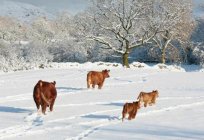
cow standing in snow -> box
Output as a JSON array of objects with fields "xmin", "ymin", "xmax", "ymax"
[
  {"xmin": 122, "ymin": 101, "xmax": 140, "ymax": 122},
  {"xmin": 87, "ymin": 69, "xmax": 110, "ymax": 89},
  {"xmin": 33, "ymin": 80, "xmax": 57, "ymax": 114},
  {"xmin": 137, "ymin": 90, "xmax": 159, "ymax": 107}
]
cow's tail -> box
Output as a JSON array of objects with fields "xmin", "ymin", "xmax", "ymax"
[{"xmin": 39, "ymin": 80, "xmax": 50, "ymax": 106}]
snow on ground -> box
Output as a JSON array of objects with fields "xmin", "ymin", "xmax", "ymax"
[{"xmin": 0, "ymin": 62, "xmax": 204, "ymax": 140}]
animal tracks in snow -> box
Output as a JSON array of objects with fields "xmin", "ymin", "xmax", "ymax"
[
  {"xmin": 0, "ymin": 73, "xmax": 151, "ymax": 104},
  {"xmin": 0, "ymin": 124, "xmax": 31, "ymax": 140},
  {"xmin": 108, "ymin": 73, "xmax": 150, "ymax": 87},
  {"xmin": 64, "ymin": 99, "xmax": 204, "ymax": 140},
  {"xmin": 0, "ymin": 70, "xmax": 203, "ymax": 140},
  {"xmin": 0, "ymin": 95, "xmax": 204, "ymax": 140},
  {"xmin": 0, "ymin": 93, "xmax": 32, "ymax": 103},
  {"xmin": 138, "ymin": 101, "xmax": 204, "ymax": 117},
  {"xmin": 0, "ymin": 112, "xmax": 44, "ymax": 139}
]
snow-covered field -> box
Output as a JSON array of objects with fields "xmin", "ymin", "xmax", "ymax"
[{"xmin": 0, "ymin": 63, "xmax": 204, "ymax": 140}]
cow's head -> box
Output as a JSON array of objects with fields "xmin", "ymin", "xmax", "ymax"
[
  {"xmin": 133, "ymin": 101, "xmax": 141, "ymax": 109},
  {"xmin": 153, "ymin": 90, "xmax": 159, "ymax": 97},
  {"xmin": 102, "ymin": 69, "xmax": 110, "ymax": 78}
]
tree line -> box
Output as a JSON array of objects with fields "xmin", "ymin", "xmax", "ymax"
[{"xmin": 0, "ymin": 0, "xmax": 203, "ymax": 71}]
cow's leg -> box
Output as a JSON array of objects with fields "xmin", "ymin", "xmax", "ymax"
[
  {"xmin": 144, "ymin": 102, "xmax": 147, "ymax": 107},
  {"xmin": 42, "ymin": 102, "xmax": 47, "ymax": 115},
  {"xmin": 36, "ymin": 101, "xmax": 40, "ymax": 110},
  {"xmin": 122, "ymin": 113, "xmax": 125, "ymax": 122},
  {"xmin": 87, "ymin": 84, "xmax": 90, "ymax": 88},
  {"xmin": 50, "ymin": 99, "xmax": 56, "ymax": 112},
  {"xmin": 148, "ymin": 100, "xmax": 153, "ymax": 106},
  {"xmin": 37, "ymin": 106, "xmax": 41, "ymax": 115},
  {"xmin": 92, "ymin": 83, "xmax": 95, "ymax": 88},
  {"xmin": 98, "ymin": 82, "xmax": 103, "ymax": 89},
  {"xmin": 132, "ymin": 110, "xmax": 137, "ymax": 119},
  {"xmin": 87, "ymin": 81, "xmax": 91, "ymax": 88},
  {"xmin": 128, "ymin": 111, "xmax": 133, "ymax": 120},
  {"xmin": 34, "ymin": 98, "xmax": 42, "ymax": 114},
  {"xmin": 33, "ymin": 96, "xmax": 40, "ymax": 110},
  {"xmin": 128, "ymin": 113, "xmax": 132, "ymax": 120}
]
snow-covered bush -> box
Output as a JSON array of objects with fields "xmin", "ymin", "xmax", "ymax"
[
  {"xmin": 0, "ymin": 16, "xmax": 28, "ymax": 43},
  {"xmin": 22, "ymin": 41, "xmax": 53, "ymax": 68},
  {"xmin": 0, "ymin": 43, "xmax": 26, "ymax": 72},
  {"xmin": 86, "ymin": 43, "xmax": 118, "ymax": 63},
  {"xmin": 189, "ymin": 44, "xmax": 204, "ymax": 65},
  {"xmin": 49, "ymin": 40, "xmax": 88, "ymax": 63}
]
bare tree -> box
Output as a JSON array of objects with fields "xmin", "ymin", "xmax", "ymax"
[
  {"xmin": 77, "ymin": 0, "xmax": 159, "ymax": 67},
  {"xmin": 151, "ymin": 0, "xmax": 195, "ymax": 64}
]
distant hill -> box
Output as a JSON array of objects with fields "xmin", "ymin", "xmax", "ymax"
[
  {"xmin": 0, "ymin": 0, "xmax": 204, "ymax": 23},
  {"xmin": 0, "ymin": 0, "xmax": 53, "ymax": 23}
]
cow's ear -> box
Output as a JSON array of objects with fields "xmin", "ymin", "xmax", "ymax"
[{"xmin": 53, "ymin": 81, "xmax": 56, "ymax": 85}]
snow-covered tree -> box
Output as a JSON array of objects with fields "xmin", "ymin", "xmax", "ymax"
[
  {"xmin": 0, "ymin": 16, "xmax": 28, "ymax": 43},
  {"xmin": 0, "ymin": 42, "xmax": 26, "ymax": 72},
  {"xmin": 49, "ymin": 40, "xmax": 88, "ymax": 63},
  {"xmin": 22, "ymin": 41, "xmax": 53, "ymax": 68},
  {"xmin": 52, "ymin": 12, "xmax": 74, "ymax": 42},
  {"xmin": 151, "ymin": 0, "xmax": 194, "ymax": 64},
  {"xmin": 77, "ymin": 0, "xmax": 159, "ymax": 67},
  {"xmin": 186, "ymin": 42, "xmax": 204, "ymax": 65},
  {"xmin": 31, "ymin": 17, "xmax": 55, "ymax": 44}
]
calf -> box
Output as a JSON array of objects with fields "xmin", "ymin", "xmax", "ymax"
[
  {"xmin": 122, "ymin": 101, "xmax": 140, "ymax": 122},
  {"xmin": 87, "ymin": 69, "xmax": 110, "ymax": 89},
  {"xmin": 33, "ymin": 80, "xmax": 57, "ymax": 114},
  {"xmin": 137, "ymin": 90, "xmax": 159, "ymax": 107}
]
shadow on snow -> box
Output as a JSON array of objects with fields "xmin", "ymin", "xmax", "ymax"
[
  {"xmin": 56, "ymin": 87, "xmax": 86, "ymax": 94},
  {"xmin": 102, "ymin": 124, "xmax": 204, "ymax": 140},
  {"xmin": 103, "ymin": 102, "xmax": 124, "ymax": 107},
  {"xmin": 0, "ymin": 106, "xmax": 31, "ymax": 113},
  {"xmin": 83, "ymin": 114, "xmax": 120, "ymax": 121}
]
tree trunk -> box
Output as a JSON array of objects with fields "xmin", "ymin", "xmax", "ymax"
[
  {"xmin": 122, "ymin": 52, "xmax": 130, "ymax": 68},
  {"xmin": 161, "ymin": 30, "xmax": 171, "ymax": 64},
  {"xmin": 161, "ymin": 47, "xmax": 166, "ymax": 64}
]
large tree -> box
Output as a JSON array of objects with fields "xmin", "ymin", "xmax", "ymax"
[
  {"xmin": 77, "ymin": 0, "xmax": 159, "ymax": 67},
  {"xmin": 151, "ymin": 0, "xmax": 194, "ymax": 64}
]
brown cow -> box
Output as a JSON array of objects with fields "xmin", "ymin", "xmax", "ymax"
[
  {"xmin": 33, "ymin": 80, "xmax": 57, "ymax": 114},
  {"xmin": 87, "ymin": 69, "xmax": 110, "ymax": 89},
  {"xmin": 137, "ymin": 90, "xmax": 159, "ymax": 107},
  {"xmin": 122, "ymin": 101, "xmax": 140, "ymax": 122}
]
